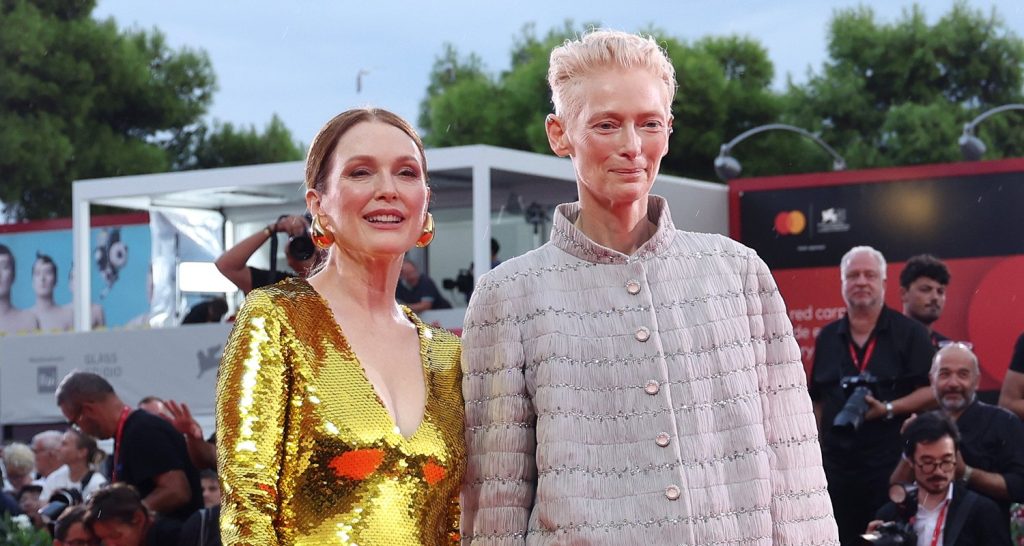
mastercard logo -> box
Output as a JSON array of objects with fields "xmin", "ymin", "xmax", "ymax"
[{"xmin": 774, "ymin": 210, "xmax": 807, "ymax": 235}]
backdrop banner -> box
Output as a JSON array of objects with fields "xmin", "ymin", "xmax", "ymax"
[{"xmin": 0, "ymin": 323, "xmax": 231, "ymax": 424}]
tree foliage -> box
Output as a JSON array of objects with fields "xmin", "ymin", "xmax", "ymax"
[
  {"xmin": 0, "ymin": 0, "xmax": 304, "ymax": 220},
  {"xmin": 785, "ymin": 1, "xmax": 1024, "ymax": 169},
  {"xmin": 418, "ymin": 22, "xmax": 808, "ymax": 181},
  {"xmin": 177, "ymin": 114, "xmax": 304, "ymax": 170},
  {"xmin": 419, "ymin": 3, "xmax": 1024, "ymax": 182}
]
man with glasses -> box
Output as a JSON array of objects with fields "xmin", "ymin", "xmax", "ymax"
[
  {"xmin": 810, "ymin": 245, "xmax": 936, "ymax": 543},
  {"xmin": 871, "ymin": 411, "xmax": 1010, "ymax": 545},
  {"xmin": 891, "ymin": 341, "xmax": 1024, "ymax": 523}
]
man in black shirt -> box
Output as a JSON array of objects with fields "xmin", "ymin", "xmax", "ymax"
[
  {"xmin": 215, "ymin": 214, "xmax": 316, "ymax": 294},
  {"xmin": 894, "ymin": 342, "xmax": 1024, "ymax": 521},
  {"xmin": 810, "ymin": 245, "xmax": 936, "ymax": 544},
  {"xmin": 899, "ymin": 254, "xmax": 951, "ymax": 347},
  {"xmin": 396, "ymin": 260, "xmax": 450, "ymax": 312},
  {"xmin": 998, "ymin": 332, "xmax": 1024, "ymax": 419},
  {"xmin": 55, "ymin": 371, "xmax": 202, "ymax": 522}
]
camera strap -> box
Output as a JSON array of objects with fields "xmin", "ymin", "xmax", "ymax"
[{"xmin": 848, "ymin": 336, "xmax": 878, "ymax": 373}]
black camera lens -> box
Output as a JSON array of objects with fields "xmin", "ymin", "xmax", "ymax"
[{"xmin": 287, "ymin": 234, "xmax": 316, "ymax": 261}]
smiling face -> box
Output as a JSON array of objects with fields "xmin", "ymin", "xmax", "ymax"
[
  {"xmin": 931, "ymin": 345, "xmax": 978, "ymax": 415},
  {"xmin": 546, "ymin": 66, "xmax": 672, "ymax": 211},
  {"xmin": 307, "ymin": 121, "xmax": 428, "ymax": 259}
]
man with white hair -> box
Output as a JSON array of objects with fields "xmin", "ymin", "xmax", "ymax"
[
  {"xmin": 810, "ymin": 245, "xmax": 936, "ymax": 544},
  {"xmin": 30, "ymin": 429, "xmax": 63, "ymax": 479},
  {"xmin": 891, "ymin": 342, "xmax": 1024, "ymax": 522}
]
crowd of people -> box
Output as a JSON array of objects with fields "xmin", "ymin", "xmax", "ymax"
[{"xmin": 3, "ymin": 28, "xmax": 1024, "ymax": 546}]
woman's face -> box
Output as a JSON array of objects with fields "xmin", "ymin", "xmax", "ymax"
[
  {"xmin": 59, "ymin": 430, "xmax": 86, "ymax": 465},
  {"xmin": 549, "ymin": 66, "xmax": 672, "ymax": 210},
  {"xmin": 33, "ymin": 260, "xmax": 56, "ymax": 297},
  {"xmin": 310, "ymin": 121, "xmax": 428, "ymax": 259}
]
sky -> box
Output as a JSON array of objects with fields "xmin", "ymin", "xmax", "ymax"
[{"xmin": 93, "ymin": 0, "xmax": 1024, "ymax": 145}]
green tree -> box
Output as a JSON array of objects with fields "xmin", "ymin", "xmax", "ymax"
[
  {"xmin": 178, "ymin": 114, "xmax": 304, "ymax": 170},
  {"xmin": 418, "ymin": 23, "xmax": 791, "ymax": 181},
  {"xmin": 784, "ymin": 2, "xmax": 1024, "ymax": 169},
  {"xmin": 0, "ymin": 0, "xmax": 216, "ymax": 220}
]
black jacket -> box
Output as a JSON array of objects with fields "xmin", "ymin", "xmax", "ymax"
[{"xmin": 875, "ymin": 482, "xmax": 1010, "ymax": 546}]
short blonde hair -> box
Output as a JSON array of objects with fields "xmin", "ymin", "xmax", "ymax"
[
  {"xmin": 3, "ymin": 442, "xmax": 35, "ymax": 476},
  {"xmin": 547, "ymin": 29, "xmax": 677, "ymax": 121}
]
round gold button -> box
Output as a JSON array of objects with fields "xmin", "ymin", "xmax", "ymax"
[
  {"xmin": 626, "ymin": 279, "xmax": 641, "ymax": 295},
  {"xmin": 655, "ymin": 432, "xmax": 670, "ymax": 447},
  {"xmin": 665, "ymin": 485, "xmax": 681, "ymax": 500},
  {"xmin": 635, "ymin": 327, "xmax": 651, "ymax": 342},
  {"xmin": 644, "ymin": 380, "xmax": 660, "ymax": 395}
]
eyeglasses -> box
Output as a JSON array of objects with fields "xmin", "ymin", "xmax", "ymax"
[
  {"xmin": 938, "ymin": 340, "xmax": 973, "ymax": 350},
  {"xmin": 915, "ymin": 459, "xmax": 956, "ymax": 473}
]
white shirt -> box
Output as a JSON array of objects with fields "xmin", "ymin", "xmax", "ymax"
[
  {"xmin": 913, "ymin": 485, "xmax": 954, "ymax": 546},
  {"xmin": 38, "ymin": 464, "xmax": 107, "ymax": 503}
]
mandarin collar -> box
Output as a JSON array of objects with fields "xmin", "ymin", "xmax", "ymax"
[{"xmin": 549, "ymin": 195, "xmax": 676, "ymax": 264}]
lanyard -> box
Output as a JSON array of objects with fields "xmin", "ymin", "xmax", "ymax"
[
  {"xmin": 848, "ymin": 336, "xmax": 877, "ymax": 373},
  {"xmin": 930, "ymin": 499, "xmax": 950, "ymax": 546},
  {"xmin": 111, "ymin": 405, "xmax": 133, "ymax": 483}
]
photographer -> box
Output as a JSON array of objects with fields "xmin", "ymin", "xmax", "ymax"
[
  {"xmin": 214, "ymin": 214, "xmax": 317, "ymax": 294},
  {"xmin": 810, "ymin": 246, "xmax": 936, "ymax": 544},
  {"xmin": 396, "ymin": 260, "xmax": 450, "ymax": 312},
  {"xmin": 868, "ymin": 411, "xmax": 1009, "ymax": 545}
]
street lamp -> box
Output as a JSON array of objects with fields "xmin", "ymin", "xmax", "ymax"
[
  {"xmin": 714, "ymin": 123, "xmax": 847, "ymax": 181},
  {"xmin": 959, "ymin": 104, "xmax": 1024, "ymax": 161}
]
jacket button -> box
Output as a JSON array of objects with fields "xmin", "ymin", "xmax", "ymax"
[{"xmin": 635, "ymin": 327, "xmax": 650, "ymax": 342}]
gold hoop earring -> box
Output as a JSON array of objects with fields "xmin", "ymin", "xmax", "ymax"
[
  {"xmin": 310, "ymin": 214, "xmax": 335, "ymax": 249},
  {"xmin": 415, "ymin": 213, "xmax": 434, "ymax": 248}
]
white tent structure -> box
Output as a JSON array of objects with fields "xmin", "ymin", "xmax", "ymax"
[{"xmin": 71, "ymin": 144, "xmax": 728, "ymax": 331}]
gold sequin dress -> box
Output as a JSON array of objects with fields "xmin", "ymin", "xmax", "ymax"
[{"xmin": 216, "ymin": 277, "xmax": 465, "ymax": 545}]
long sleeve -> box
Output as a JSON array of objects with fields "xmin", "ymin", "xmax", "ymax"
[
  {"xmin": 216, "ymin": 290, "xmax": 288, "ymax": 545},
  {"xmin": 743, "ymin": 251, "xmax": 840, "ymax": 545},
  {"xmin": 460, "ymin": 275, "xmax": 536, "ymax": 545}
]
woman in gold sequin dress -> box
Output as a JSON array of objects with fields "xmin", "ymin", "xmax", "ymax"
[{"xmin": 216, "ymin": 108, "xmax": 464, "ymax": 545}]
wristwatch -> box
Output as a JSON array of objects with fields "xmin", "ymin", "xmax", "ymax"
[
  {"xmin": 963, "ymin": 465, "xmax": 974, "ymax": 484},
  {"xmin": 884, "ymin": 401, "xmax": 895, "ymax": 420}
]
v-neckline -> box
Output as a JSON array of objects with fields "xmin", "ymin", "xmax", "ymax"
[{"xmin": 300, "ymin": 278, "xmax": 431, "ymax": 441}]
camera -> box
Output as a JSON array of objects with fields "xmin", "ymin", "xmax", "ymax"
[
  {"xmin": 287, "ymin": 233, "xmax": 316, "ymax": 261},
  {"xmin": 38, "ymin": 487, "xmax": 83, "ymax": 524},
  {"xmin": 862, "ymin": 483, "xmax": 918, "ymax": 545},
  {"xmin": 443, "ymin": 268, "xmax": 474, "ymax": 303},
  {"xmin": 832, "ymin": 372, "xmax": 880, "ymax": 434}
]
